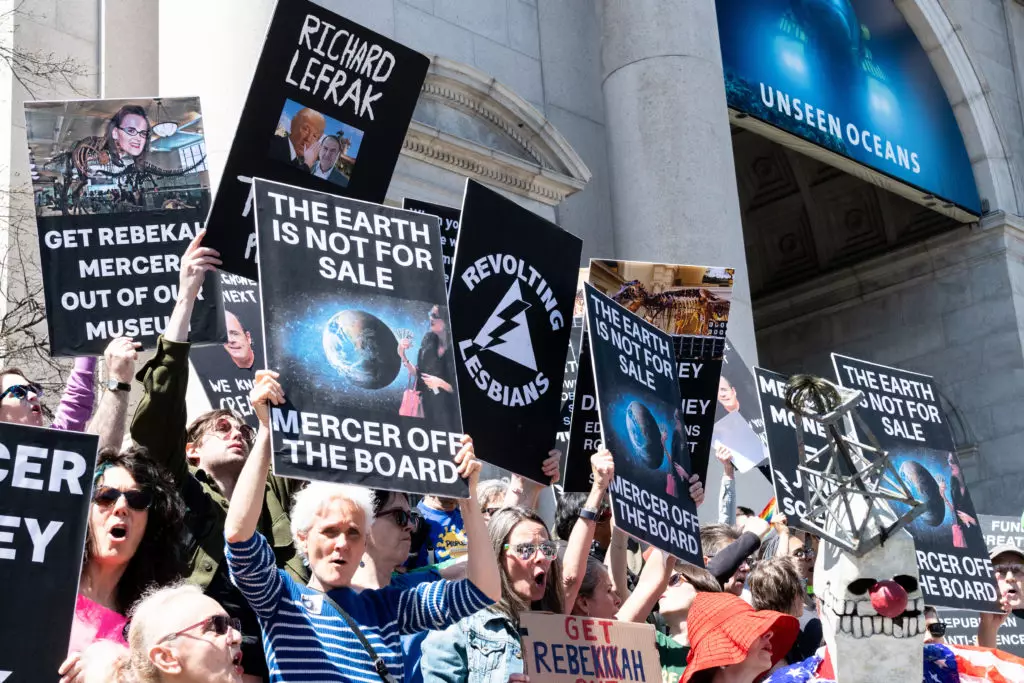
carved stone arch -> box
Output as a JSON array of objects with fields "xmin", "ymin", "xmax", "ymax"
[
  {"xmin": 401, "ymin": 56, "xmax": 591, "ymax": 206},
  {"xmin": 896, "ymin": 0, "xmax": 1021, "ymax": 216}
]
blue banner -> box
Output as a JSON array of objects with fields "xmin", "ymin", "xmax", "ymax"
[{"xmin": 717, "ymin": 0, "xmax": 980, "ymax": 213}]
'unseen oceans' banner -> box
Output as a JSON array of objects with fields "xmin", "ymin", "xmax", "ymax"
[
  {"xmin": 253, "ymin": 178, "xmax": 465, "ymax": 497},
  {"xmin": 717, "ymin": 0, "xmax": 980, "ymax": 214}
]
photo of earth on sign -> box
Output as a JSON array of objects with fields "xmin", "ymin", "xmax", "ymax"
[
  {"xmin": 322, "ymin": 310, "xmax": 401, "ymax": 389},
  {"xmin": 605, "ymin": 393, "xmax": 691, "ymax": 499}
]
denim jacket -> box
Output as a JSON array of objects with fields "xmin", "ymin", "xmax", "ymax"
[{"xmin": 420, "ymin": 608, "xmax": 524, "ymax": 683}]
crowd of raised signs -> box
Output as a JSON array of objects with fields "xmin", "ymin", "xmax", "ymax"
[{"xmin": 0, "ymin": 235, "xmax": 999, "ymax": 683}]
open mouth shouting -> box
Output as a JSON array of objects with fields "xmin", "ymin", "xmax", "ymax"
[
  {"xmin": 231, "ymin": 649, "xmax": 244, "ymax": 676},
  {"xmin": 108, "ymin": 522, "xmax": 129, "ymax": 542}
]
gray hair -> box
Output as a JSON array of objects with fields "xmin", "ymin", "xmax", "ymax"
[
  {"xmin": 291, "ymin": 482, "xmax": 375, "ymax": 560},
  {"xmin": 476, "ymin": 479, "xmax": 508, "ymax": 509},
  {"xmin": 127, "ymin": 583, "xmax": 205, "ymax": 682}
]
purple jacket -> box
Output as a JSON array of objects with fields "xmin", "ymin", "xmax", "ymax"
[{"xmin": 51, "ymin": 356, "xmax": 96, "ymax": 432}]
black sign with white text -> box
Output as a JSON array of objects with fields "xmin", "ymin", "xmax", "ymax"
[
  {"xmin": 402, "ymin": 198, "xmax": 460, "ymax": 289},
  {"xmin": 713, "ymin": 340, "xmax": 768, "ymax": 472},
  {"xmin": 833, "ymin": 354, "xmax": 999, "ymax": 613},
  {"xmin": 562, "ymin": 332, "xmax": 600, "ymax": 493},
  {"xmin": 191, "ymin": 273, "xmax": 265, "ymax": 427},
  {"xmin": 938, "ymin": 608, "xmax": 1024, "ymax": 657},
  {"xmin": 24, "ymin": 97, "xmax": 224, "ymax": 356},
  {"xmin": 675, "ymin": 349, "xmax": 723, "ymax": 485},
  {"xmin": 754, "ymin": 367, "xmax": 830, "ymax": 532},
  {"xmin": 448, "ymin": 180, "xmax": 582, "ymax": 484},
  {"xmin": 206, "ymin": 0, "xmax": 430, "ymax": 279},
  {"xmin": 585, "ymin": 284, "xmax": 702, "ymax": 565},
  {"xmin": 0, "ymin": 423, "xmax": 98, "ymax": 681},
  {"xmin": 253, "ymin": 178, "xmax": 465, "ymax": 496}
]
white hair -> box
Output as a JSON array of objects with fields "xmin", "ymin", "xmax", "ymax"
[
  {"xmin": 126, "ymin": 583, "xmax": 205, "ymax": 682},
  {"xmin": 476, "ymin": 478, "xmax": 508, "ymax": 508},
  {"xmin": 291, "ymin": 482, "xmax": 376, "ymax": 559}
]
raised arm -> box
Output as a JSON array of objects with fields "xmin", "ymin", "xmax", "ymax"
[
  {"xmin": 458, "ymin": 435, "xmax": 501, "ymax": 603},
  {"xmin": 50, "ymin": 356, "xmax": 96, "ymax": 432},
  {"xmin": 165, "ymin": 229, "xmax": 220, "ymax": 343},
  {"xmin": 563, "ymin": 450, "xmax": 614, "ymax": 612},
  {"xmin": 87, "ymin": 337, "xmax": 140, "ymax": 450},
  {"xmin": 616, "ymin": 549, "xmax": 676, "ymax": 623},
  {"xmin": 504, "ymin": 448, "xmax": 561, "ymax": 510},
  {"xmin": 715, "ymin": 444, "xmax": 736, "ymax": 525}
]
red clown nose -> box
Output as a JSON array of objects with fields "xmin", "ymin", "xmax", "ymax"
[{"xmin": 869, "ymin": 580, "xmax": 908, "ymax": 618}]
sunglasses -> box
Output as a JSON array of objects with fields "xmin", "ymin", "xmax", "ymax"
[
  {"xmin": 93, "ymin": 486, "xmax": 153, "ymax": 511},
  {"xmin": 157, "ymin": 615, "xmax": 241, "ymax": 644},
  {"xmin": 0, "ymin": 383, "xmax": 43, "ymax": 401},
  {"xmin": 995, "ymin": 563, "xmax": 1024, "ymax": 578},
  {"xmin": 483, "ymin": 507, "xmax": 502, "ymax": 517},
  {"xmin": 927, "ymin": 621, "xmax": 947, "ymax": 638},
  {"xmin": 378, "ymin": 508, "xmax": 421, "ymax": 531},
  {"xmin": 117, "ymin": 125, "xmax": 150, "ymax": 138},
  {"xmin": 504, "ymin": 541, "xmax": 558, "ymax": 561},
  {"xmin": 667, "ymin": 573, "xmax": 689, "ymax": 588},
  {"xmin": 208, "ymin": 418, "xmax": 256, "ymax": 444},
  {"xmin": 793, "ymin": 548, "xmax": 816, "ymax": 560}
]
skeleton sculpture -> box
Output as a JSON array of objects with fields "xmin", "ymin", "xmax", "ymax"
[{"xmin": 611, "ymin": 280, "xmax": 730, "ymax": 336}]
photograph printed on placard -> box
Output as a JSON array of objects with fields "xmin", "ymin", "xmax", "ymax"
[{"xmin": 270, "ymin": 98, "xmax": 364, "ymax": 189}]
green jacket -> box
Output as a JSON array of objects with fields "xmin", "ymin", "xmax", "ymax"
[{"xmin": 130, "ymin": 336, "xmax": 309, "ymax": 589}]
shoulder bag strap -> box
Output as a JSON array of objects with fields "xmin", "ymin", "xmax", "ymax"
[{"xmin": 319, "ymin": 591, "xmax": 398, "ymax": 683}]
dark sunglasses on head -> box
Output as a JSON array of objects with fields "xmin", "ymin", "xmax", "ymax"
[
  {"xmin": 93, "ymin": 486, "xmax": 153, "ymax": 511},
  {"xmin": 157, "ymin": 614, "xmax": 241, "ymax": 644},
  {"xmin": 0, "ymin": 383, "xmax": 43, "ymax": 401},
  {"xmin": 927, "ymin": 621, "xmax": 947, "ymax": 637},
  {"xmin": 378, "ymin": 508, "xmax": 421, "ymax": 530}
]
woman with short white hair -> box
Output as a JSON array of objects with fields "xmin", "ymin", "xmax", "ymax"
[{"xmin": 225, "ymin": 370, "xmax": 501, "ymax": 683}]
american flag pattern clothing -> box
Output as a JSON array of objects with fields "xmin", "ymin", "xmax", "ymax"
[
  {"xmin": 762, "ymin": 644, "xmax": 960, "ymax": 683},
  {"xmin": 952, "ymin": 644, "xmax": 1024, "ymax": 682}
]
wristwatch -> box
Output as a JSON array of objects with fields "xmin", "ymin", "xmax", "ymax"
[
  {"xmin": 106, "ymin": 379, "xmax": 131, "ymax": 392},
  {"xmin": 579, "ymin": 507, "xmax": 600, "ymax": 522}
]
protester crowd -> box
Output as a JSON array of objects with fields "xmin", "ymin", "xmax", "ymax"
[{"xmin": 0, "ymin": 236, "xmax": 1011, "ymax": 683}]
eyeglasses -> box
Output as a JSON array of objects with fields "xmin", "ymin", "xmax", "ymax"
[
  {"xmin": 504, "ymin": 541, "xmax": 558, "ymax": 561},
  {"xmin": 208, "ymin": 418, "xmax": 256, "ymax": 444},
  {"xmin": 93, "ymin": 486, "xmax": 153, "ymax": 511},
  {"xmin": 378, "ymin": 508, "xmax": 421, "ymax": 531},
  {"xmin": 483, "ymin": 507, "xmax": 502, "ymax": 517},
  {"xmin": 793, "ymin": 548, "xmax": 816, "ymax": 560},
  {"xmin": 117, "ymin": 125, "xmax": 150, "ymax": 138},
  {"xmin": 667, "ymin": 573, "xmax": 689, "ymax": 588},
  {"xmin": 926, "ymin": 621, "xmax": 947, "ymax": 637},
  {"xmin": 995, "ymin": 563, "xmax": 1024, "ymax": 578},
  {"xmin": 0, "ymin": 383, "xmax": 43, "ymax": 401},
  {"xmin": 157, "ymin": 615, "xmax": 241, "ymax": 644}
]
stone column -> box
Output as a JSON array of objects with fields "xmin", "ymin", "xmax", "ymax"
[{"xmin": 599, "ymin": 0, "xmax": 756, "ymax": 366}]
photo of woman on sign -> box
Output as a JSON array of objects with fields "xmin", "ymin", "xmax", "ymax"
[{"xmin": 398, "ymin": 304, "xmax": 457, "ymax": 423}]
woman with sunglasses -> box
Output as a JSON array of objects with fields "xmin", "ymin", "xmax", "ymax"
[
  {"xmin": 225, "ymin": 370, "xmax": 501, "ymax": 683},
  {"xmin": 61, "ymin": 447, "xmax": 185, "ymax": 676}
]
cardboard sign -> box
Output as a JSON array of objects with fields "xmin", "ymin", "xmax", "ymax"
[
  {"xmin": 562, "ymin": 332, "xmax": 600, "ymax": 493},
  {"xmin": 754, "ymin": 367, "xmax": 830, "ymax": 532},
  {"xmin": 253, "ymin": 178, "xmax": 465, "ymax": 496},
  {"xmin": 714, "ymin": 339, "xmax": 768, "ymax": 472},
  {"xmin": 401, "ymin": 198, "xmax": 460, "ymax": 289},
  {"xmin": 938, "ymin": 608, "xmax": 1024, "ymax": 657},
  {"xmin": 520, "ymin": 612, "xmax": 662, "ymax": 683},
  {"xmin": 585, "ymin": 284, "xmax": 702, "ymax": 565},
  {"xmin": 833, "ymin": 354, "xmax": 999, "ymax": 612},
  {"xmin": 0, "ymin": 423, "xmax": 98, "ymax": 681},
  {"xmin": 206, "ymin": 0, "xmax": 430, "ymax": 279},
  {"xmin": 583, "ymin": 260, "xmax": 734, "ymax": 482},
  {"xmin": 24, "ymin": 97, "xmax": 223, "ymax": 356},
  {"xmin": 448, "ymin": 180, "xmax": 582, "ymax": 484},
  {"xmin": 190, "ymin": 272, "xmax": 265, "ymax": 427}
]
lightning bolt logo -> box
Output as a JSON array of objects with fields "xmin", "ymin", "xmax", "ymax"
[
  {"xmin": 478, "ymin": 298, "xmax": 531, "ymax": 350},
  {"xmin": 459, "ymin": 281, "xmax": 538, "ymax": 371}
]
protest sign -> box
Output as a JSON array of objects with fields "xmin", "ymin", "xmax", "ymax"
[
  {"xmin": 24, "ymin": 97, "xmax": 223, "ymax": 356},
  {"xmin": 585, "ymin": 260, "xmax": 733, "ymax": 483},
  {"xmin": 448, "ymin": 180, "xmax": 582, "ymax": 484},
  {"xmin": 833, "ymin": 354, "xmax": 999, "ymax": 612},
  {"xmin": 938, "ymin": 609, "xmax": 1024, "ymax": 657},
  {"xmin": 556, "ymin": 272, "xmax": 588, "ymax": 484},
  {"xmin": 754, "ymin": 368, "xmax": 830, "ymax": 532},
  {"xmin": 584, "ymin": 283, "xmax": 702, "ymax": 564},
  {"xmin": 253, "ymin": 178, "xmax": 465, "ymax": 496},
  {"xmin": 205, "ymin": 0, "xmax": 429, "ymax": 279},
  {"xmin": 402, "ymin": 198, "xmax": 460, "ymax": 289},
  {"xmin": 714, "ymin": 339, "xmax": 768, "ymax": 472},
  {"xmin": 190, "ymin": 273, "xmax": 264, "ymax": 427},
  {"xmin": 978, "ymin": 514, "xmax": 1024, "ymax": 554},
  {"xmin": 520, "ymin": 612, "xmax": 661, "ymax": 683},
  {"xmin": 562, "ymin": 333, "xmax": 600, "ymax": 493},
  {"xmin": 0, "ymin": 423, "xmax": 98, "ymax": 681}
]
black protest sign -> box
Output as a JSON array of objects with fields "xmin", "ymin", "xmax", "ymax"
[
  {"xmin": 754, "ymin": 368, "xmax": 829, "ymax": 532},
  {"xmin": 555, "ymin": 274, "xmax": 587, "ymax": 465},
  {"xmin": 0, "ymin": 424, "xmax": 98, "ymax": 681},
  {"xmin": 584, "ymin": 283, "xmax": 702, "ymax": 565},
  {"xmin": 938, "ymin": 608, "xmax": 1024, "ymax": 656},
  {"xmin": 448, "ymin": 180, "xmax": 582, "ymax": 484},
  {"xmin": 402, "ymin": 198, "xmax": 460, "ymax": 289},
  {"xmin": 24, "ymin": 97, "xmax": 223, "ymax": 356},
  {"xmin": 205, "ymin": 0, "xmax": 429, "ymax": 280},
  {"xmin": 562, "ymin": 332, "xmax": 600, "ymax": 493},
  {"xmin": 675, "ymin": 351, "xmax": 723, "ymax": 484},
  {"xmin": 253, "ymin": 178, "xmax": 465, "ymax": 496},
  {"xmin": 191, "ymin": 273, "xmax": 264, "ymax": 427},
  {"xmin": 833, "ymin": 354, "xmax": 999, "ymax": 612},
  {"xmin": 713, "ymin": 339, "xmax": 768, "ymax": 472}
]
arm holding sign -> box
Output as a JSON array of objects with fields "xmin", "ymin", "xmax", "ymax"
[
  {"xmin": 457, "ymin": 436, "xmax": 502, "ymax": 604},
  {"xmin": 616, "ymin": 548, "xmax": 676, "ymax": 623},
  {"xmin": 51, "ymin": 356, "xmax": 96, "ymax": 431},
  {"xmin": 716, "ymin": 444, "xmax": 737, "ymax": 525},
  {"xmin": 88, "ymin": 337, "xmax": 140, "ymax": 451},
  {"xmin": 503, "ymin": 449, "xmax": 561, "ymax": 510},
  {"xmin": 563, "ymin": 450, "xmax": 614, "ymax": 611}
]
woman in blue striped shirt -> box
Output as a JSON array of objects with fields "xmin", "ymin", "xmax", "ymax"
[{"xmin": 224, "ymin": 370, "xmax": 502, "ymax": 682}]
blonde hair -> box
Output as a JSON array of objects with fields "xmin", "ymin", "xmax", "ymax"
[
  {"xmin": 126, "ymin": 583, "xmax": 205, "ymax": 682},
  {"xmin": 291, "ymin": 482, "xmax": 375, "ymax": 560}
]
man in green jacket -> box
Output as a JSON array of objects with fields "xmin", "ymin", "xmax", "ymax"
[{"xmin": 131, "ymin": 230, "xmax": 308, "ymax": 682}]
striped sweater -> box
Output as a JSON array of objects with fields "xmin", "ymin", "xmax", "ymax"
[{"xmin": 226, "ymin": 533, "xmax": 493, "ymax": 683}]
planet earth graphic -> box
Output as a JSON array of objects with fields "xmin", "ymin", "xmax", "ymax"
[
  {"xmin": 625, "ymin": 401, "xmax": 667, "ymax": 471},
  {"xmin": 322, "ymin": 310, "xmax": 401, "ymax": 389},
  {"xmin": 898, "ymin": 460, "xmax": 945, "ymax": 527}
]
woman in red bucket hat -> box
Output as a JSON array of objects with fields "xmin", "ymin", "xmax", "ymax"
[{"xmin": 681, "ymin": 592, "xmax": 800, "ymax": 683}]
